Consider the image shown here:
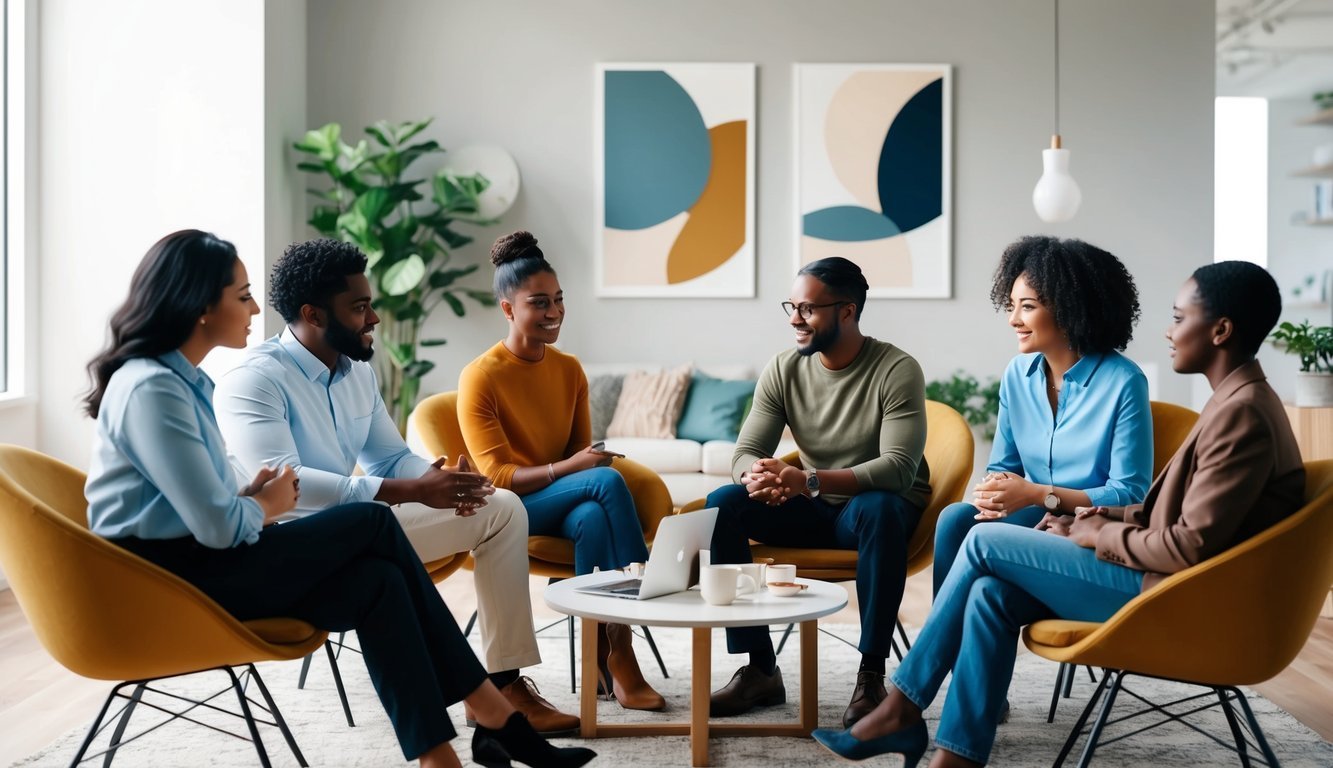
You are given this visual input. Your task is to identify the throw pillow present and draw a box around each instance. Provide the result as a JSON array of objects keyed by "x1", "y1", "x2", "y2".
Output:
[
  {"x1": 676, "y1": 374, "x2": 757, "y2": 443},
  {"x1": 588, "y1": 374, "x2": 624, "y2": 441},
  {"x1": 606, "y1": 364, "x2": 693, "y2": 439}
]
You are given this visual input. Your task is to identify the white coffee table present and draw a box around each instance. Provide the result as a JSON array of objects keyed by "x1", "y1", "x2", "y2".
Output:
[{"x1": 544, "y1": 572, "x2": 848, "y2": 767}]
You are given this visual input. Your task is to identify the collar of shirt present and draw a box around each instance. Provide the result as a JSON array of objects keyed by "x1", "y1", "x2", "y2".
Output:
[
  {"x1": 279, "y1": 327, "x2": 352, "y2": 384},
  {"x1": 1023, "y1": 351, "x2": 1105, "y2": 390},
  {"x1": 157, "y1": 349, "x2": 215, "y2": 402}
]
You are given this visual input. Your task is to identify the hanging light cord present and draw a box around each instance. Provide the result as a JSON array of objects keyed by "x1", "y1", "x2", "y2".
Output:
[{"x1": 1054, "y1": 0, "x2": 1060, "y2": 137}]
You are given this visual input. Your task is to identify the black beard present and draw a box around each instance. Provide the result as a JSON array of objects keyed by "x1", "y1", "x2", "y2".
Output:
[
  {"x1": 325, "y1": 319, "x2": 374, "y2": 362},
  {"x1": 796, "y1": 322, "x2": 840, "y2": 357}
]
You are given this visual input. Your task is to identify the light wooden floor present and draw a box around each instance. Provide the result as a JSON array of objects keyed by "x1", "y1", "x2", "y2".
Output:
[{"x1": 1, "y1": 571, "x2": 1330, "y2": 765}]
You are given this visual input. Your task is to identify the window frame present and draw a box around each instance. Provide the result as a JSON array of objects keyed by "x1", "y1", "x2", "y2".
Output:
[{"x1": 0, "y1": 0, "x2": 34, "y2": 408}]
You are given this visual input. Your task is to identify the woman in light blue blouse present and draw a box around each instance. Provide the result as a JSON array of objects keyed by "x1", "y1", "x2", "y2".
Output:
[
  {"x1": 82, "y1": 230, "x2": 594, "y2": 768},
  {"x1": 932, "y1": 236, "x2": 1153, "y2": 595}
]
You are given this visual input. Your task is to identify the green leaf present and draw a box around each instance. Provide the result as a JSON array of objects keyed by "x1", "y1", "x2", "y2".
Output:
[
  {"x1": 366, "y1": 122, "x2": 393, "y2": 148},
  {"x1": 294, "y1": 123, "x2": 341, "y2": 161},
  {"x1": 465, "y1": 289, "x2": 498, "y2": 306},
  {"x1": 420, "y1": 339, "x2": 448, "y2": 347},
  {"x1": 382, "y1": 254, "x2": 426, "y2": 296},
  {"x1": 442, "y1": 293, "x2": 466, "y2": 317},
  {"x1": 432, "y1": 172, "x2": 484, "y2": 216},
  {"x1": 428, "y1": 265, "x2": 479, "y2": 289},
  {"x1": 296, "y1": 161, "x2": 328, "y2": 174},
  {"x1": 365, "y1": 249, "x2": 384, "y2": 270},
  {"x1": 353, "y1": 187, "x2": 392, "y2": 226},
  {"x1": 404, "y1": 359, "x2": 436, "y2": 379},
  {"x1": 309, "y1": 206, "x2": 339, "y2": 236},
  {"x1": 388, "y1": 342, "x2": 414, "y2": 367},
  {"x1": 393, "y1": 119, "x2": 433, "y2": 145},
  {"x1": 396, "y1": 302, "x2": 425, "y2": 321}
]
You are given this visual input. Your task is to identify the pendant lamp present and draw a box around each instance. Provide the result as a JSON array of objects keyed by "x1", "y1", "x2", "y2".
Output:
[{"x1": 1033, "y1": 0, "x2": 1082, "y2": 223}]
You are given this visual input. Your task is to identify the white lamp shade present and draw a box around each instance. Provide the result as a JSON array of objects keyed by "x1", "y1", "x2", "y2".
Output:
[
  {"x1": 442, "y1": 144, "x2": 521, "y2": 220},
  {"x1": 1032, "y1": 148, "x2": 1082, "y2": 223}
]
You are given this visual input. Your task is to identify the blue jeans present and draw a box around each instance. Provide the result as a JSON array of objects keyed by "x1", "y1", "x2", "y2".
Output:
[
  {"x1": 891, "y1": 523, "x2": 1142, "y2": 764},
  {"x1": 706, "y1": 483, "x2": 921, "y2": 657},
  {"x1": 932, "y1": 502, "x2": 1046, "y2": 595},
  {"x1": 521, "y1": 466, "x2": 649, "y2": 575}
]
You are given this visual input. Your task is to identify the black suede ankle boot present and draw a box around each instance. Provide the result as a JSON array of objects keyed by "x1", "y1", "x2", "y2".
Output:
[{"x1": 471, "y1": 711, "x2": 597, "y2": 768}]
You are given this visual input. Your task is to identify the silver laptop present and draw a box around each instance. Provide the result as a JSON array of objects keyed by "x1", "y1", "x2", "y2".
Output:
[{"x1": 575, "y1": 507, "x2": 718, "y2": 600}]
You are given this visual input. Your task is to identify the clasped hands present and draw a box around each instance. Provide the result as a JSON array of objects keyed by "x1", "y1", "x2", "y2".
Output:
[
  {"x1": 1037, "y1": 505, "x2": 1110, "y2": 549},
  {"x1": 419, "y1": 455, "x2": 495, "y2": 516},
  {"x1": 741, "y1": 458, "x2": 806, "y2": 506},
  {"x1": 971, "y1": 471, "x2": 1041, "y2": 520}
]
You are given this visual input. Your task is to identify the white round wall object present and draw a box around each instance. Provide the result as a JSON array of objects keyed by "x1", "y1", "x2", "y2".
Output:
[{"x1": 443, "y1": 144, "x2": 521, "y2": 219}]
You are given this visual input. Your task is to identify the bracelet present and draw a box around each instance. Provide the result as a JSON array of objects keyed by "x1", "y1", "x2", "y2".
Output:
[{"x1": 547, "y1": 463, "x2": 556, "y2": 482}]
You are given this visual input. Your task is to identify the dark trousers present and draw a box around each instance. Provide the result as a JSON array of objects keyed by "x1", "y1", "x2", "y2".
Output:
[
  {"x1": 705, "y1": 484, "x2": 921, "y2": 658},
  {"x1": 114, "y1": 502, "x2": 486, "y2": 761}
]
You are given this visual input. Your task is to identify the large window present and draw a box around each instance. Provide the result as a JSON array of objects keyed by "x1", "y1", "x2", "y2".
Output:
[
  {"x1": 1, "y1": 0, "x2": 28, "y2": 400},
  {"x1": 1214, "y1": 97, "x2": 1269, "y2": 267}
]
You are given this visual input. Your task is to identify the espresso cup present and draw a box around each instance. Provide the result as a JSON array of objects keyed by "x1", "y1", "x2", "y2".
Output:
[
  {"x1": 767, "y1": 563, "x2": 796, "y2": 584},
  {"x1": 700, "y1": 565, "x2": 759, "y2": 606}
]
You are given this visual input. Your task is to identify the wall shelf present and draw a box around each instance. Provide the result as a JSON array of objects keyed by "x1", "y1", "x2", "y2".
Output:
[
  {"x1": 1292, "y1": 162, "x2": 1333, "y2": 178},
  {"x1": 1297, "y1": 106, "x2": 1333, "y2": 126}
]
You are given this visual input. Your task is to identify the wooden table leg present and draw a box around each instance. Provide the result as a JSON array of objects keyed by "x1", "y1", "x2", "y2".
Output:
[
  {"x1": 581, "y1": 618, "x2": 598, "y2": 738},
  {"x1": 691, "y1": 626, "x2": 711, "y2": 767},
  {"x1": 800, "y1": 620, "x2": 817, "y2": 734}
]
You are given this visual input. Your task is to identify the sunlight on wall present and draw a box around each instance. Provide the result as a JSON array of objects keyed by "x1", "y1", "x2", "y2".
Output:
[{"x1": 1214, "y1": 97, "x2": 1268, "y2": 267}]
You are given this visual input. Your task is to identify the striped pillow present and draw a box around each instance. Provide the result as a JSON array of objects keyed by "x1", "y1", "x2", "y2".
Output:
[{"x1": 606, "y1": 364, "x2": 693, "y2": 439}]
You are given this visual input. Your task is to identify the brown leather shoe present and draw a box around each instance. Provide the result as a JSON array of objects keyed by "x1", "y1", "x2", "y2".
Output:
[
  {"x1": 465, "y1": 677, "x2": 580, "y2": 735},
  {"x1": 709, "y1": 665, "x2": 786, "y2": 717},
  {"x1": 841, "y1": 670, "x2": 888, "y2": 728},
  {"x1": 603, "y1": 623, "x2": 666, "y2": 711}
]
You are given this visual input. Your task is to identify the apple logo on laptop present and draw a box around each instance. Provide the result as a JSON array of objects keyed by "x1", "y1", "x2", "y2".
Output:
[{"x1": 676, "y1": 548, "x2": 685, "y2": 563}]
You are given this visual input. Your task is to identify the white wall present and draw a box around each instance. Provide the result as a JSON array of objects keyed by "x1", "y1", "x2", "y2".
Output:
[
  {"x1": 306, "y1": 0, "x2": 1216, "y2": 406},
  {"x1": 36, "y1": 0, "x2": 305, "y2": 468},
  {"x1": 1260, "y1": 97, "x2": 1333, "y2": 401}
]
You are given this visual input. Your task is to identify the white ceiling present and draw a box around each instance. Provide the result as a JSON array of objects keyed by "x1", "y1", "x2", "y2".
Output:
[{"x1": 1216, "y1": 0, "x2": 1333, "y2": 99}]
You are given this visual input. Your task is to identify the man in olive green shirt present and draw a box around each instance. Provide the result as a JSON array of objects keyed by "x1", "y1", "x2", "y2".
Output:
[{"x1": 706, "y1": 257, "x2": 931, "y2": 728}]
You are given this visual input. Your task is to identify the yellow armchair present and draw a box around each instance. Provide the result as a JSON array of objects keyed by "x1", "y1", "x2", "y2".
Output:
[
  {"x1": 0, "y1": 445, "x2": 326, "y2": 766},
  {"x1": 1024, "y1": 459, "x2": 1333, "y2": 766}
]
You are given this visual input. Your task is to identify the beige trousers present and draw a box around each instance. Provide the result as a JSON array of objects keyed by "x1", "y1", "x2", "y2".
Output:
[{"x1": 392, "y1": 488, "x2": 540, "y2": 673}]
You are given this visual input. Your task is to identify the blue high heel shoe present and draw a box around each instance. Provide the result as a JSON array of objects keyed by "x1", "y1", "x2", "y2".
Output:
[{"x1": 812, "y1": 719, "x2": 928, "y2": 765}]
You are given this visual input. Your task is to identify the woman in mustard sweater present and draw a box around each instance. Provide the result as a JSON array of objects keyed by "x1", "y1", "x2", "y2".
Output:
[{"x1": 457, "y1": 230, "x2": 664, "y2": 712}]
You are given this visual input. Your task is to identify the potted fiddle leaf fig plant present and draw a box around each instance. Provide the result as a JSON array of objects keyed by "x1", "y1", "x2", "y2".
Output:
[
  {"x1": 1270, "y1": 320, "x2": 1333, "y2": 407},
  {"x1": 294, "y1": 118, "x2": 501, "y2": 432}
]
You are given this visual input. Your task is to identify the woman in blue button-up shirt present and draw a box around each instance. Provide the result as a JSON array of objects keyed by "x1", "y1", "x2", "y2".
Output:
[
  {"x1": 83, "y1": 230, "x2": 594, "y2": 768},
  {"x1": 932, "y1": 236, "x2": 1153, "y2": 595}
]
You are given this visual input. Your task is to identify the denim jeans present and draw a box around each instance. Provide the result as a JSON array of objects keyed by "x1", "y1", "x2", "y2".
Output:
[
  {"x1": 891, "y1": 523, "x2": 1142, "y2": 764},
  {"x1": 521, "y1": 466, "x2": 649, "y2": 575},
  {"x1": 706, "y1": 483, "x2": 921, "y2": 657},
  {"x1": 932, "y1": 502, "x2": 1046, "y2": 595}
]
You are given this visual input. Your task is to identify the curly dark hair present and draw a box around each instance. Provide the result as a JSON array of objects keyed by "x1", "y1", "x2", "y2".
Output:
[
  {"x1": 1190, "y1": 261, "x2": 1282, "y2": 358},
  {"x1": 988, "y1": 236, "x2": 1140, "y2": 354},
  {"x1": 269, "y1": 239, "x2": 369, "y2": 323},
  {"x1": 490, "y1": 230, "x2": 555, "y2": 299}
]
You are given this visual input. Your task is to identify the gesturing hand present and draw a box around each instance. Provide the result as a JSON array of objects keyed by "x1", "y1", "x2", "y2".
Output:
[
  {"x1": 419, "y1": 455, "x2": 494, "y2": 515},
  {"x1": 567, "y1": 445, "x2": 616, "y2": 473}
]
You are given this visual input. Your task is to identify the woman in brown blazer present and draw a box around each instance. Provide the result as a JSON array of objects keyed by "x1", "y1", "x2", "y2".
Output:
[{"x1": 812, "y1": 260, "x2": 1306, "y2": 768}]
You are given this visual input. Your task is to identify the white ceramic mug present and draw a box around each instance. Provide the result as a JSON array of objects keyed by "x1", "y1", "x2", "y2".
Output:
[
  {"x1": 700, "y1": 565, "x2": 759, "y2": 606},
  {"x1": 767, "y1": 563, "x2": 797, "y2": 585},
  {"x1": 736, "y1": 562, "x2": 766, "y2": 591}
]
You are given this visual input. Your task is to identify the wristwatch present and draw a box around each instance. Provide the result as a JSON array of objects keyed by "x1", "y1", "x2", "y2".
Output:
[
  {"x1": 805, "y1": 469, "x2": 821, "y2": 498},
  {"x1": 1043, "y1": 486, "x2": 1060, "y2": 511}
]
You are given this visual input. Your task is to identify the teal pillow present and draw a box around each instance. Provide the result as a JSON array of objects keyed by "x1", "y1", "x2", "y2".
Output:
[{"x1": 676, "y1": 374, "x2": 757, "y2": 443}]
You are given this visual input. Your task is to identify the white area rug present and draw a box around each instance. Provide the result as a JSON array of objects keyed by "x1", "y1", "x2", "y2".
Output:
[{"x1": 11, "y1": 624, "x2": 1333, "y2": 767}]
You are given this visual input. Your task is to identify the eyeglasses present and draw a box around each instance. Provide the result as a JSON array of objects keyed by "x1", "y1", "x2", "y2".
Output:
[{"x1": 781, "y1": 301, "x2": 847, "y2": 320}]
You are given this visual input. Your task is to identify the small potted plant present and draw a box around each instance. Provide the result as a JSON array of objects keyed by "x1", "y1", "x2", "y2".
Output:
[{"x1": 1270, "y1": 321, "x2": 1333, "y2": 407}]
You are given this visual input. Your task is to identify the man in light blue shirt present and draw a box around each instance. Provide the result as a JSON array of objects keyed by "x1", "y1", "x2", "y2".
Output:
[{"x1": 216, "y1": 239, "x2": 578, "y2": 733}]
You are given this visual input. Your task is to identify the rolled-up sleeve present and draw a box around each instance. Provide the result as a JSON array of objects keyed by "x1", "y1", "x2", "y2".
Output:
[{"x1": 119, "y1": 377, "x2": 263, "y2": 548}]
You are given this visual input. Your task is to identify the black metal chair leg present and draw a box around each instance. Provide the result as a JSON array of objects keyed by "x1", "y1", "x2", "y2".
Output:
[
  {"x1": 69, "y1": 682, "x2": 131, "y2": 768},
  {"x1": 1215, "y1": 687, "x2": 1253, "y2": 768},
  {"x1": 247, "y1": 663, "x2": 310, "y2": 767},
  {"x1": 101, "y1": 682, "x2": 146, "y2": 768},
  {"x1": 464, "y1": 610, "x2": 478, "y2": 638},
  {"x1": 774, "y1": 622, "x2": 796, "y2": 655},
  {"x1": 895, "y1": 618, "x2": 912, "y2": 653},
  {"x1": 641, "y1": 626, "x2": 668, "y2": 678},
  {"x1": 1084, "y1": 665, "x2": 1097, "y2": 682},
  {"x1": 1053, "y1": 668, "x2": 1111, "y2": 767},
  {"x1": 1231, "y1": 685, "x2": 1282, "y2": 767},
  {"x1": 1074, "y1": 669, "x2": 1124, "y2": 768},
  {"x1": 225, "y1": 667, "x2": 274, "y2": 768},
  {"x1": 296, "y1": 652, "x2": 314, "y2": 690},
  {"x1": 568, "y1": 614, "x2": 577, "y2": 694},
  {"x1": 1047, "y1": 662, "x2": 1069, "y2": 723},
  {"x1": 323, "y1": 640, "x2": 355, "y2": 727},
  {"x1": 1063, "y1": 662, "x2": 1077, "y2": 697}
]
